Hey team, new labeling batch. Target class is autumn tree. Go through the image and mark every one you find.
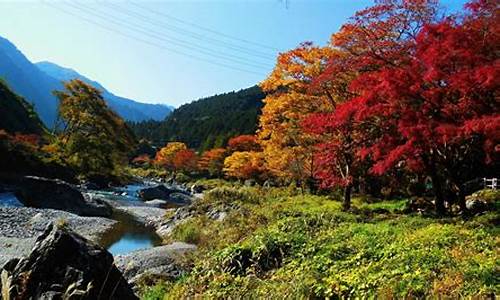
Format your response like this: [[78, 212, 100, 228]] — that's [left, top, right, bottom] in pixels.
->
[[223, 151, 266, 181], [227, 135, 260, 152], [258, 43, 336, 186], [335, 0, 499, 214], [155, 142, 188, 171], [198, 148, 227, 177], [52, 79, 136, 179], [131, 154, 152, 167], [302, 0, 442, 210], [173, 149, 198, 173]]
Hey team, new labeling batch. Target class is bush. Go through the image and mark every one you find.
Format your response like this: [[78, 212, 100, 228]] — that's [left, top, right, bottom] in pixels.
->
[[171, 220, 203, 244], [204, 187, 260, 205]]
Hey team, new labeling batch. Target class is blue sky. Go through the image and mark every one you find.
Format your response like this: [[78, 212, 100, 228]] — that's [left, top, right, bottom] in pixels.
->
[[0, 0, 468, 107]]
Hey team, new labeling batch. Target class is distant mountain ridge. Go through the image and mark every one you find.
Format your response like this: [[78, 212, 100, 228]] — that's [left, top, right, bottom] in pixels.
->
[[0, 36, 61, 127], [36, 61, 172, 122], [128, 85, 265, 150], [0, 35, 172, 126]]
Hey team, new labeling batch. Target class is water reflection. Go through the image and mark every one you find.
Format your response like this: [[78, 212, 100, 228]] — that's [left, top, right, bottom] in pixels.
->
[[98, 210, 162, 256], [0, 192, 23, 207]]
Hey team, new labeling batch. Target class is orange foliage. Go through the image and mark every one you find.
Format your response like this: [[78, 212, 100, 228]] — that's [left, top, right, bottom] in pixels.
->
[[198, 148, 227, 177], [173, 149, 198, 173], [155, 142, 188, 170]]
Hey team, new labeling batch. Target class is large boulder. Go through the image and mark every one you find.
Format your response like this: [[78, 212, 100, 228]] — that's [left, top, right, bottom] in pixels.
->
[[1, 223, 137, 299], [168, 192, 193, 206], [138, 185, 191, 206], [115, 242, 196, 287], [15, 176, 112, 217], [138, 185, 176, 201]]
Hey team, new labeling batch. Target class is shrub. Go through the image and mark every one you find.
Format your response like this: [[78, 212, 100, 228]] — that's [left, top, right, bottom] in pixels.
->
[[204, 187, 260, 205], [171, 220, 203, 244]]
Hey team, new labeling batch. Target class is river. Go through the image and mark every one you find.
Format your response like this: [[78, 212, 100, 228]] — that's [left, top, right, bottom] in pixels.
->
[[0, 182, 164, 256]]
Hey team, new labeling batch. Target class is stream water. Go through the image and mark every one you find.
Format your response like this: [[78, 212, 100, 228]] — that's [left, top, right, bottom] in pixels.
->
[[86, 182, 164, 255], [0, 182, 164, 256], [97, 210, 162, 256]]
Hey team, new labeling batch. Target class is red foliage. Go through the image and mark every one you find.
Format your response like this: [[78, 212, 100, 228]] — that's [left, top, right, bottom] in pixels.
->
[[301, 0, 498, 212], [349, 12, 499, 175], [12, 133, 40, 147], [227, 135, 260, 152]]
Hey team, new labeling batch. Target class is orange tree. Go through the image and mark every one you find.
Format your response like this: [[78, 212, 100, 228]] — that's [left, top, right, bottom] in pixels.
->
[[198, 148, 227, 177], [173, 149, 199, 173], [155, 142, 188, 172]]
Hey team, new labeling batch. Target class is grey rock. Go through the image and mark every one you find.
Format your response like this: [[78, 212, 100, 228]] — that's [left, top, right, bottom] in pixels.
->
[[244, 179, 257, 186], [113, 206, 167, 228], [2, 224, 137, 299], [115, 242, 196, 287], [0, 207, 116, 267], [156, 206, 196, 237], [138, 184, 180, 201], [15, 176, 112, 217], [466, 198, 490, 214], [190, 183, 205, 194], [168, 192, 193, 206]]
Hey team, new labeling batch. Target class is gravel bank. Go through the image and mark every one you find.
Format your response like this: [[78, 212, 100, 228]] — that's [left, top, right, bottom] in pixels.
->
[[0, 207, 116, 267]]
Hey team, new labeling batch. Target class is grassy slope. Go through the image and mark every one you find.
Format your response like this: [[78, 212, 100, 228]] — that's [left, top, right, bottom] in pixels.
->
[[143, 184, 499, 299]]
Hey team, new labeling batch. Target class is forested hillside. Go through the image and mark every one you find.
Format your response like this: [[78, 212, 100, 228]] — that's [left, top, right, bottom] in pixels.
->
[[129, 85, 264, 150], [0, 79, 45, 135]]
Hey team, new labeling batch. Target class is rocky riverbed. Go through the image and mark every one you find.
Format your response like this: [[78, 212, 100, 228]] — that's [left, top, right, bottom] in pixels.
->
[[0, 207, 116, 267], [0, 176, 204, 295]]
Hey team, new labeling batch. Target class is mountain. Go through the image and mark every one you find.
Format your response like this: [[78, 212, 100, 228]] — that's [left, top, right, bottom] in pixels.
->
[[0, 79, 45, 135], [128, 85, 265, 150], [0, 35, 172, 126], [0, 36, 61, 127], [36, 61, 172, 122]]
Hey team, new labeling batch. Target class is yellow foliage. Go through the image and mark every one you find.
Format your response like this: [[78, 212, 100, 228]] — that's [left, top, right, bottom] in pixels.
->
[[257, 44, 336, 182], [223, 151, 265, 180]]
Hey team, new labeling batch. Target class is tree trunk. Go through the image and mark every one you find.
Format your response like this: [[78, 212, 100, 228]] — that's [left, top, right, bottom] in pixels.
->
[[343, 184, 352, 211], [451, 182, 467, 214], [430, 171, 446, 215], [457, 190, 467, 213]]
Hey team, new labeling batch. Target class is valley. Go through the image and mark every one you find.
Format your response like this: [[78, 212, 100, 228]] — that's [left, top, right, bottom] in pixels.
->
[[0, 0, 498, 299]]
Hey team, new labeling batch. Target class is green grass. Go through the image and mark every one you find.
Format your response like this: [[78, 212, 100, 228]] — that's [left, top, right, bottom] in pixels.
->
[[142, 186, 499, 299]]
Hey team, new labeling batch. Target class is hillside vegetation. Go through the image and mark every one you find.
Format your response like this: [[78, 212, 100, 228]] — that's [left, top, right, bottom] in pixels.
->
[[143, 185, 499, 298], [128, 86, 264, 150], [0, 79, 46, 135]]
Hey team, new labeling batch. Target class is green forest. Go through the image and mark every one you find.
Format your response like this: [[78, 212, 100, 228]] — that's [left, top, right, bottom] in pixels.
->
[[128, 85, 264, 150]]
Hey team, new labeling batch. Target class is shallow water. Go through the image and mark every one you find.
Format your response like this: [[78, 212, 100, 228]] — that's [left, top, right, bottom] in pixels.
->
[[98, 210, 163, 256], [0, 182, 165, 255], [87, 182, 169, 255], [0, 192, 23, 207]]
